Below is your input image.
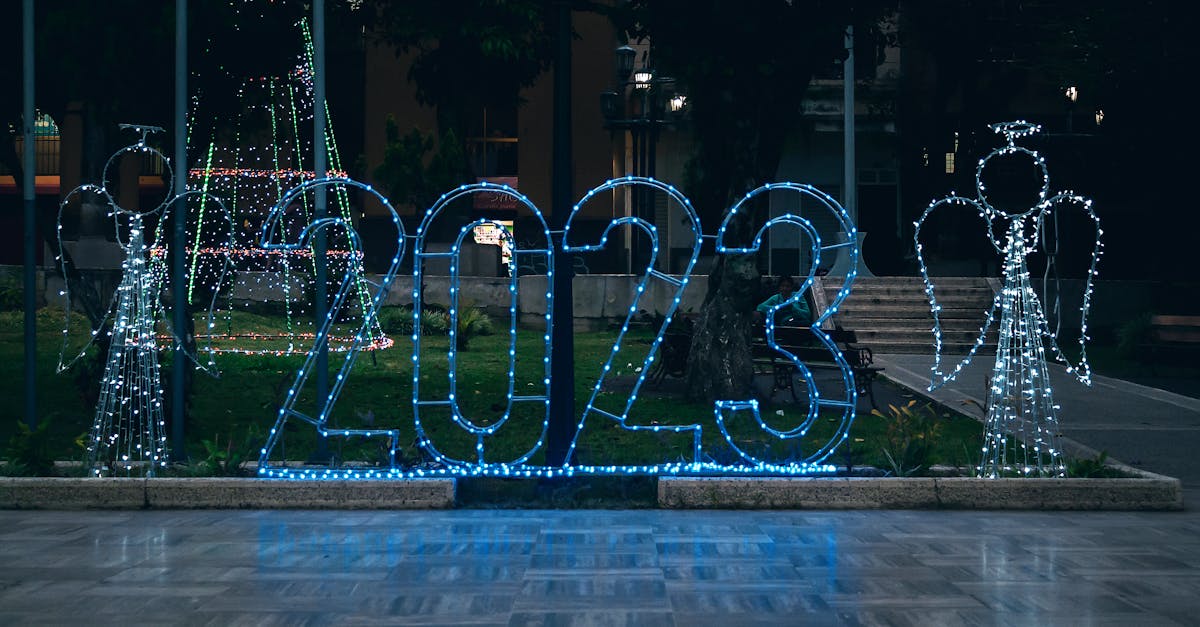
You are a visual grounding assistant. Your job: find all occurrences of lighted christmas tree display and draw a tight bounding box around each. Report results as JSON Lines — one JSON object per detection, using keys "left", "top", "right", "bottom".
{"left": 183, "top": 17, "right": 386, "bottom": 355}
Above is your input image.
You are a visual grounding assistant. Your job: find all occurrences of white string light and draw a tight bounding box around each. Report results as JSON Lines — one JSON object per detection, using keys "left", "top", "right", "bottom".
{"left": 182, "top": 16, "right": 381, "bottom": 356}
{"left": 56, "top": 129, "right": 234, "bottom": 477}
{"left": 914, "top": 121, "right": 1103, "bottom": 478}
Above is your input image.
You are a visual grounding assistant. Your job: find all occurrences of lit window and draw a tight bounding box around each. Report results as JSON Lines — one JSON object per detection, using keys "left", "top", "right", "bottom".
{"left": 944, "top": 152, "right": 955, "bottom": 174}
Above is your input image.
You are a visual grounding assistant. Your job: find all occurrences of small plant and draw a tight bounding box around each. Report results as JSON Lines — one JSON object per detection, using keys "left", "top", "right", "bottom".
{"left": 1068, "top": 450, "right": 1125, "bottom": 478}
{"left": 420, "top": 308, "right": 450, "bottom": 335}
{"left": 873, "top": 400, "right": 943, "bottom": 477}
{"left": 0, "top": 275, "right": 22, "bottom": 311}
{"left": 4, "top": 419, "right": 57, "bottom": 476}
{"left": 375, "top": 305, "right": 414, "bottom": 335}
{"left": 193, "top": 425, "right": 262, "bottom": 477}
{"left": 454, "top": 306, "right": 493, "bottom": 350}
{"left": 1116, "top": 313, "right": 1153, "bottom": 359}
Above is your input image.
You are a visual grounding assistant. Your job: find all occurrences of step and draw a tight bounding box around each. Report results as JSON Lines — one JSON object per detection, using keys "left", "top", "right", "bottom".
{"left": 845, "top": 340, "right": 994, "bottom": 355}
{"left": 814, "top": 276, "right": 999, "bottom": 357}
{"left": 851, "top": 329, "right": 995, "bottom": 345}
{"left": 843, "top": 323, "right": 995, "bottom": 336}
{"left": 836, "top": 285, "right": 996, "bottom": 297}
{"left": 834, "top": 308, "right": 990, "bottom": 321}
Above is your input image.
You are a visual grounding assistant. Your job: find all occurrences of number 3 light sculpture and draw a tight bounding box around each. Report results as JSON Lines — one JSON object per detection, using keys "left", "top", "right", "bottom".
{"left": 713, "top": 183, "right": 861, "bottom": 472}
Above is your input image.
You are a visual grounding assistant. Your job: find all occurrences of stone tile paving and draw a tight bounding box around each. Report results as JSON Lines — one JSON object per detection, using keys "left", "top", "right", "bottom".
{"left": 2, "top": 508, "right": 1198, "bottom": 625}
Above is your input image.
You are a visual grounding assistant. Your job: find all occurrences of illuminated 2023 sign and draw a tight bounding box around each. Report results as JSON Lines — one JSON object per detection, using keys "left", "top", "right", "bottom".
{"left": 255, "top": 176, "right": 863, "bottom": 480}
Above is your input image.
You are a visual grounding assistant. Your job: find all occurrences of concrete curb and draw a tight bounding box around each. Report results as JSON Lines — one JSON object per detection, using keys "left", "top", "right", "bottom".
{"left": 658, "top": 467, "right": 1183, "bottom": 510}
{"left": 1, "top": 478, "right": 456, "bottom": 510}
{"left": 3, "top": 471, "right": 1181, "bottom": 511}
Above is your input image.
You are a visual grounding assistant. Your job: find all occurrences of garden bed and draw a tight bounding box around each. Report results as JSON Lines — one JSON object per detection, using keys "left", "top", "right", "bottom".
{"left": 657, "top": 465, "right": 1183, "bottom": 510}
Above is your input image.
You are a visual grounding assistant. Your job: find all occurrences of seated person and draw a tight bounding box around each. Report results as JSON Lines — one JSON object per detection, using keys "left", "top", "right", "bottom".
{"left": 755, "top": 275, "right": 812, "bottom": 327}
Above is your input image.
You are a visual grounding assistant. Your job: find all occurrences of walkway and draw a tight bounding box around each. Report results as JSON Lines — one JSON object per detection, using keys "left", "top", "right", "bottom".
{"left": 2, "top": 508, "right": 1199, "bottom": 625}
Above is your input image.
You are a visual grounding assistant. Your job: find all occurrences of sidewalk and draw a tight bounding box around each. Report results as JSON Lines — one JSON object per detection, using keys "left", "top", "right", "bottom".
{"left": 877, "top": 353, "right": 1200, "bottom": 491}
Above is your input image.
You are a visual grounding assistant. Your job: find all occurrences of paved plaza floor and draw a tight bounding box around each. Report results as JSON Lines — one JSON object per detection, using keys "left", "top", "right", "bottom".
{"left": 2, "top": 507, "right": 1199, "bottom": 626}
{"left": 2, "top": 354, "right": 1199, "bottom": 625}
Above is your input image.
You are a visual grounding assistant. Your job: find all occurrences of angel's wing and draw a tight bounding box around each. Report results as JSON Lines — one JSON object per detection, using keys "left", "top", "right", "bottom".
{"left": 913, "top": 193, "right": 1003, "bottom": 390}
{"left": 1036, "top": 192, "right": 1103, "bottom": 386}
{"left": 54, "top": 184, "right": 121, "bottom": 372}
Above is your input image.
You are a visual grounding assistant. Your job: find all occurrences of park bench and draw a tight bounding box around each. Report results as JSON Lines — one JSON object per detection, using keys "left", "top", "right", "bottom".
{"left": 751, "top": 324, "right": 883, "bottom": 409}
{"left": 1143, "top": 315, "right": 1200, "bottom": 365}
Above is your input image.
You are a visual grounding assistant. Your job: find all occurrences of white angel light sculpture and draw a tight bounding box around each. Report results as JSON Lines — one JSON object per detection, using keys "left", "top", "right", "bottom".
{"left": 914, "top": 121, "right": 1102, "bottom": 478}
{"left": 57, "top": 124, "right": 233, "bottom": 477}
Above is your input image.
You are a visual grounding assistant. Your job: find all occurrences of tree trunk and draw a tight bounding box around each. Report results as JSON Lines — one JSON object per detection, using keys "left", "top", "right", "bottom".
{"left": 685, "top": 252, "right": 759, "bottom": 401}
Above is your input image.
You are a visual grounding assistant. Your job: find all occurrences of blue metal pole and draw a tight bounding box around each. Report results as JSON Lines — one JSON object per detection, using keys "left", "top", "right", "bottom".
{"left": 172, "top": 0, "right": 189, "bottom": 461}
{"left": 545, "top": 0, "right": 575, "bottom": 466}
{"left": 312, "top": 0, "right": 330, "bottom": 461}
{"left": 22, "top": 0, "right": 37, "bottom": 431}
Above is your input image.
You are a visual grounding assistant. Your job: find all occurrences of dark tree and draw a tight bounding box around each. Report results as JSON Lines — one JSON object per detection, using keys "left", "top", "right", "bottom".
{"left": 621, "top": 0, "right": 894, "bottom": 400}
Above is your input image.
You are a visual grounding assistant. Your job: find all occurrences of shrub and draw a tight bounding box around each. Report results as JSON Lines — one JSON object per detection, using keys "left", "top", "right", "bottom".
{"left": 4, "top": 419, "right": 57, "bottom": 476}
{"left": 454, "top": 307, "right": 493, "bottom": 350}
{"left": 1116, "top": 312, "right": 1153, "bottom": 359}
{"left": 873, "top": 400, "right": 943, "bottom": 477}
{"left": 376, "top": 305, "right": 414, "bottom": 335}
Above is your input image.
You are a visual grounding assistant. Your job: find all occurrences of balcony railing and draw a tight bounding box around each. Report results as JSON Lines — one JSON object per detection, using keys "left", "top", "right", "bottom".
{"left": 1, "top": 134, "right": 60, "bottom": 176}
{"left": 2, "top": 134, "right": 164, "bottom": 177}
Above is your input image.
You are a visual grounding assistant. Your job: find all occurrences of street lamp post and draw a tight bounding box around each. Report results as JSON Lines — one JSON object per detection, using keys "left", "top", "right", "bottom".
{"left": 600, "top": 46, "right": 685, "bottom": 272}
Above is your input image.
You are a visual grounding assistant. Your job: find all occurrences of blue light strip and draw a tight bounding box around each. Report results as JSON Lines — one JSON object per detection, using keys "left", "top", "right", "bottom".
{"left": 256, "top": 177, "right": 406, "bottom": 474}
{"left": 256, "top": 460, "right": 837, "bottom": 480}
{"left": 561, "top": 176, "right": 705, "bottom": 465}
{"left": 713, "top": 182, "right": 860, "bottom": 467}
{"left": 411, "top": 181, "right": 553, "bottom": 467}
{"left": 913, "top": 121, "right": 1103, "bottom": 478}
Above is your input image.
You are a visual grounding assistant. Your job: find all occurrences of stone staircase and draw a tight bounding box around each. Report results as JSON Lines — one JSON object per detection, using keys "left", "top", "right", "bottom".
{"left": 817, "top": 276, "right": 999, "bottom": 355}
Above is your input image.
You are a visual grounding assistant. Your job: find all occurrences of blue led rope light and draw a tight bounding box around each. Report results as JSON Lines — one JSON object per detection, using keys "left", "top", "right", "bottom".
{"left": 255, "top": 177, "right": 406, "bottom": 475}
{"left": 256, "top": 177, "right": 864, "bottom": 480}
{"left": 411, "top": 181, "right": 554, "bottom": 467}
{"left": 913, "top": 121, "right": 1103, "bottom": 478}
{"left": 712, "top": 182, "right": 859, "bottom": 468}
{"left": 560, "top": 176, "right": 705, "bottom": 466}
{"left": 54, "top": 127, "right": 234, "bottom": 476}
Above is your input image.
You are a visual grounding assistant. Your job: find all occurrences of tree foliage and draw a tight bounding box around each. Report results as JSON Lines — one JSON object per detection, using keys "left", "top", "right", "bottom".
{"left": 373, "top": 116, "right": 471, "bottom": 232}
{"left": 370, "top": 0, "right": 559, "bottom": 137}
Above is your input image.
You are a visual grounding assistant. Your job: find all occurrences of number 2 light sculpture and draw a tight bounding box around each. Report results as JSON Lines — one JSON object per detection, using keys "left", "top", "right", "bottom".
{"left": 256, "top": 178, "right": 406, "bottom": 479}
{"left": 914, "top": 121, "right": 1102, "bottom": 478}
{"left": 560, "top": 177, "right": 705, "bottom": 472}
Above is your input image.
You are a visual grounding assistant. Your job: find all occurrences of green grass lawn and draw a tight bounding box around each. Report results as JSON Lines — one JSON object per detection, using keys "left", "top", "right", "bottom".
{"left": 0, "top": 307, "right": 983, "bottom": 475}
